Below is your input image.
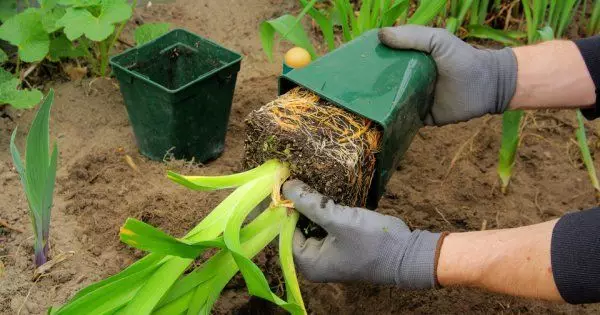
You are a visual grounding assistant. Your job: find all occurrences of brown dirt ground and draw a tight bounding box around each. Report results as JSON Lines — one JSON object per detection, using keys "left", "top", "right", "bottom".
{"left": 2, "top": 0, "right": 600, "bottom": 314}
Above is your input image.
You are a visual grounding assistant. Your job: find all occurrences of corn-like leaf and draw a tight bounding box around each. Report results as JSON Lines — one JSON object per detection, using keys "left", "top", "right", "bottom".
{"left": 498, "top": 110, "right": 524, "bottom": 193}
{"left": 334, "top": 0, "right": 354, "bottom": 42}
{"left": 259, "top": 14, "right": 317, "bottom": 62}
{"left": 299, "top": 0, "right": 335, "bottom": 51}
{"left": 521, "top": 0, "right": 536, "bottom": 43}
{"left": 408, "top": 0, "right": 446, "bottom": 25}
{"left": 466, "top": 25, "right": 521, "bottom": 46}
{"left": 222, "top": 172, "right": 304, "bottom": 314}
{"left": 477, "top": 0, "right": 490, "bottom": 25}
{"left": 556, "top": 0, "right": 578, "bottom": 38}
{"left": 280, "top": 211, "right": 304, "bottom": 309}
{"left": 167, "top": 159, "right": 281, "bottom": 191}
{"left": 589, "top": 0, "right": 600, "bottom": 36}
{"left": 381, "top": 0, "right": 409, "bottom": 27}
{"left": 575, "top": 110, "right": 600, "bottom": 194}
{"left": 155, "top": 207, "right": 287, "bottom": 311}
{"left": 119, "top": 218, "right": 224, "bottom": 258}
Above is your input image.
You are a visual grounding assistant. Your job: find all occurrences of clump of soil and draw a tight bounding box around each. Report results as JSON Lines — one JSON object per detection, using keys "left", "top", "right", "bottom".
{"left": 244, "top": 87, "right": 381, "bottom": 208}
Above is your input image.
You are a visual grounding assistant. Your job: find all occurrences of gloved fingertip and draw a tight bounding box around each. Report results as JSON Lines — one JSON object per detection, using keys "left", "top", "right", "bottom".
{"left": 292, "top": 228, "right": 306, "bottom": 251}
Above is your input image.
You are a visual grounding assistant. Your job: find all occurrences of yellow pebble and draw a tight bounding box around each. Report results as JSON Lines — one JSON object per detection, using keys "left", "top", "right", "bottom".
{"left": 284, "top": 47, "right": 311, "bottom": 69}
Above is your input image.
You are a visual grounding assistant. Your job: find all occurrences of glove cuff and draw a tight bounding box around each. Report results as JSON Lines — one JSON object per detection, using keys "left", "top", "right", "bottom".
{"left": 494, "top": 47, "right": 518, "bottom": 113}
{"left": 395, "top": 230, "right": 441, "bottom": 289}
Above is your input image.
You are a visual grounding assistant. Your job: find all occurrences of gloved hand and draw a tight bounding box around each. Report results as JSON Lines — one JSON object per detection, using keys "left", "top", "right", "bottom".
{"left": 378, "top": 25, "right": 518, "bottom": 126}
{"left": 283, "top": 179, "right": 444, "bottom": 289}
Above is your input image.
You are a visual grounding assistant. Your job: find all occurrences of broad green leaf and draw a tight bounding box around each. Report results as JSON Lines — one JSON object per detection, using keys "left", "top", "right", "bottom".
{"left": 0, "top": 48, "right": 7, "bottom": 63}
{"left": 41, "top": 7, "right": 66, "bottom": 33}
{"left": 0, "top": 1, "right": 16, "bottom": 22}
{"left": 56, "top": 0, "right": 132, "bottom": 42}
{"left": 497, "top": 110, "right": 523, "bottom": 193}
{"left": 408, "top": 0, "right": 446, "bottom": 25}
{"left": 0, "top": 9, "right": 50, "bottom": 62}
{"left": 119, "top": 218, "right": 223, "bottom": 258}
{"left": 41, "top": 0, "right": 59, "bottom": 10}
{"left": 259, "top": 14, "right": 317, "bottom": 62}
{"left": 57, "top": 0, "right": 102, "bottom": 7}
{"left": 48, "top": 34, "right": 86, "bottom": 61}
{"left": 575, "top": 110, "right": 600, "bottom": 193}
{"left": 0, "top": 70, "right": 44, "bottom": 109}
{"left": 134, "top": 23, "right": 170, "bottom": 46}
{"left": 466, "top": 25, "right": 521, "bottom": 46}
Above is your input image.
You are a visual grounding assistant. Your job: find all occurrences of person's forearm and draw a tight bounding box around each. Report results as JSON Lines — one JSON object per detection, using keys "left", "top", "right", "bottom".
{"left": 437, "top": 219, "right": 563, "bottom": 302}
{"left": 509, "top": 40, "right": 596, "bottom": 110}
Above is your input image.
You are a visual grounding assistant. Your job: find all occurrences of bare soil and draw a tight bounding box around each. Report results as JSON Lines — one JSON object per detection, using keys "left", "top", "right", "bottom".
{"left": 2, "top": 0, "right": 600, "bottom": 314}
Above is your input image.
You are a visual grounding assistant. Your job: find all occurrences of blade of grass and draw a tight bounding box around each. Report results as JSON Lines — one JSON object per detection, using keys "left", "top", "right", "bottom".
{"left": 498, "top": 110, "right": 524, "bottom": 193}
{"left": 466, "top": 25, "right": 521, "bottom": 45}
{"left": 589, "top": 0, "right": 600, "bottom": 35}
{"left": 575, "top": 110, "right": 600, "bottom": 195}
{"left": 381, "top": 0, "right": 409, "bottom": 27}
{"left": 521, "top": 0, "right": 536, "bottom": 43}
{"left": 299, "top": 0, "right": 335, "bottom": 51}
{"left": 408, "top": 0, "right": 446, "bottom": 25}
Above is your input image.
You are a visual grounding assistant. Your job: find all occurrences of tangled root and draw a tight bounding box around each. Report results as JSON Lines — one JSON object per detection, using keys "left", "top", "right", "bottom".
{"left": 244, "top": 87, "right": 381, "bottom": 207}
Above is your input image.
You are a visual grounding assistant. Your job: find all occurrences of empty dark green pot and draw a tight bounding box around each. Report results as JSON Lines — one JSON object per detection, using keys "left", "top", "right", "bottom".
{"left": 110, "top": 28, "right": 242, "bottom": 162}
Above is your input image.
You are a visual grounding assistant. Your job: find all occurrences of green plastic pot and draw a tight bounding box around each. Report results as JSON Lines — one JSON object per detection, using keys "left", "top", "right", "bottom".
{"left": 110, "top": 29, "right": 242, "bottom": 162}
{"left": 279, "top": 29, "right": 436, "bottom": 209}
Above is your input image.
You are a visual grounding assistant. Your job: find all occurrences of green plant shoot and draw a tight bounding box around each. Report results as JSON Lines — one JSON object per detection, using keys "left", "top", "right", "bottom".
{"left": 10, "top": 90, "right": 58, "bottom": 267}
{"left": 575, "top": 110, "right": 600, "bottom": 196}
{"left": 53, "top": 160, "right": 307, "bottom": 315}
{"left": 497, "top": 109, "right": 523, "bottom": 194}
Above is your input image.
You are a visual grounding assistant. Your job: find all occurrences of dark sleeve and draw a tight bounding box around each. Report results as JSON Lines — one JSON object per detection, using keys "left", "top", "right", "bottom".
{"left": 551, "top": 207, "right": 600, "bottom": 304}
{"left": 574, "top": 36, "right": 600, "bottom": 120}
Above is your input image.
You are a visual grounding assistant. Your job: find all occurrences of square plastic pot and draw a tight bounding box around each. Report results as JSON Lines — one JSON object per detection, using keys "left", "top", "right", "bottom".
{"left": 279, "top": 29, "right": 436, "bottom": 209}
{"left": 110, "top": 28, "right": 242, "bottom": 162}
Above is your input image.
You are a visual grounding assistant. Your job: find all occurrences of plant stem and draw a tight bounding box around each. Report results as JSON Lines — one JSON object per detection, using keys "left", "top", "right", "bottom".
{"left": 107, "top": 0, "right": 138, "bottom": 63}
{"left": 99, "top": 41, "right": 108, "bottom": 77}
{"left": 280, "top": 211, "right": 305, "bottom": 311}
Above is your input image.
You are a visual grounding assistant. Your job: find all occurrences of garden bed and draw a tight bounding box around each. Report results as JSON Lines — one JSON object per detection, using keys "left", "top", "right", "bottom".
{"left": 1, "top": 0, "right": 600, "bottom": 314}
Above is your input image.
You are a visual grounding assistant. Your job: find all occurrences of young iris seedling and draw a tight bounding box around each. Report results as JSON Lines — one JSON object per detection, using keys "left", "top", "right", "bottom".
{"left": 52, "top": 160, "right": 307, "bottom": 315}
{"left": 10, "top": 90, "right": 58, "bottom": 267}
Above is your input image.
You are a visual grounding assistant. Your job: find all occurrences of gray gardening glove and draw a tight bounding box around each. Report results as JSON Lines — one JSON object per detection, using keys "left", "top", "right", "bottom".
{"left": 378, "top": 25, "right": 518, "bottom": 126}
{"left": 283, "top": 179, "right": 442, "bottom": 289}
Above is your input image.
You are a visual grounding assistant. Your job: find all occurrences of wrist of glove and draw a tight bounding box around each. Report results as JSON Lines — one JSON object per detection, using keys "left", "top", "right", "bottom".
{"left": 283, "top": 179, "right": 448, "bottom": 289}
{"left": 378, "top": 25, "right": 518, "bottom": 126}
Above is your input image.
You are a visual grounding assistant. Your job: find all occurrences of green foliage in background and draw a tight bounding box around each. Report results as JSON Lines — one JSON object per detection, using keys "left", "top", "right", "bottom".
{"left": 260, "top": 0, "right": 446, "bottom": 61}
{"left": 0, "top": 0, "right": 134, "bottom": 78}
{"left": 134, "top": 22, "right": 171, "bottom": 46}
